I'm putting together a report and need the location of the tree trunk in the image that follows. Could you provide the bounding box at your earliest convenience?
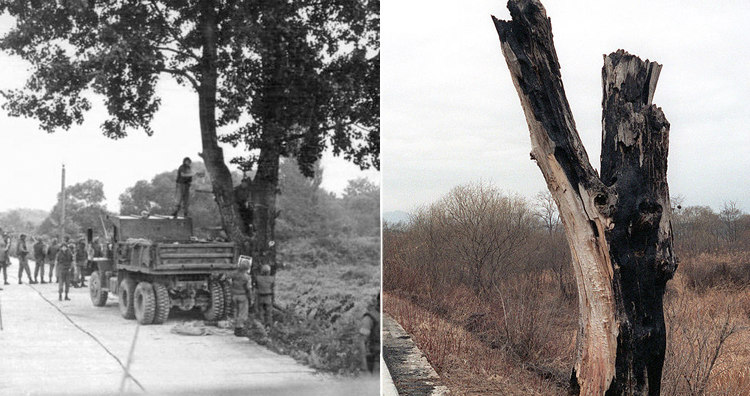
[197,0,252,255]
[492,1,677,394]
[250,142,280,274]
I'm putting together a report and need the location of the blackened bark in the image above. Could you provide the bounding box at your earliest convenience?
[601,50,677,396]
[197,0,252,254]
[492,1,676,395]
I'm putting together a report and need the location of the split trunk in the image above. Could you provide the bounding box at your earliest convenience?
[492,0,677,394]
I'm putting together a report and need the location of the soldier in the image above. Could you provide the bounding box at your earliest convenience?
[32,237,47,284]
[16,234,34,284]
[358,293,380,374]
[56,243,74,301]
[0,232,10,286]
[73,238,88,288]
[92,237,104,258]
[229,259,253,337]
[255,264,275,327]
[172,157,200,218]
[46,238,60,283]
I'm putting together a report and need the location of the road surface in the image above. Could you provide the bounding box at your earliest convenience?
[0,258,376,395]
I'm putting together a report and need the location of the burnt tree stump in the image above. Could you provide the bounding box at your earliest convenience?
[491,1,677,395]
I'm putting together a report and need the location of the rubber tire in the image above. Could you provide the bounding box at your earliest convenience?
[134,282,156,325]
[152,283,170,325]
[118,278,137,320]
[89,271,108,307]
[221,280,233,320]
[202,281,224,321]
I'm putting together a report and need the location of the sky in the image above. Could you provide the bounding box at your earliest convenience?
[0,16,379,214]
[382,0,750,214]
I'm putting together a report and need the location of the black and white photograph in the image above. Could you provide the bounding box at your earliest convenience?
[0,1,380,395]
[382,0,750,395]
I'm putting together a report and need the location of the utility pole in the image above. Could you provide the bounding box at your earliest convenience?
[60,164,66,242]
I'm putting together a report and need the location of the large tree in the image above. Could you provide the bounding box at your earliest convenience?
[493,0,677,394]
[0,0,379,266]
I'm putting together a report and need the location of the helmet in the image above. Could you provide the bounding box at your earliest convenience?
[261,264,271,274]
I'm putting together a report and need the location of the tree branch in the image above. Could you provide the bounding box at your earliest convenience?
[160,67,199,91]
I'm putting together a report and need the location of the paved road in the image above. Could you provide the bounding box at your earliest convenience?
[0,258,377,395]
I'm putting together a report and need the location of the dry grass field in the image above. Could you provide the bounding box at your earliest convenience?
[384,252,750,395]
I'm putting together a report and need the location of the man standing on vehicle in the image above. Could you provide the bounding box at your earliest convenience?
[32,236,46,284]
[172,157,203,218]
[16,234,34,284]
[230,259,253,337]
[56,243,74,301]
[255,264,275,328]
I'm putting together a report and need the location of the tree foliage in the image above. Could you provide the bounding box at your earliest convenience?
[275,158,379,240]
[0,0,379,172]
[0,0,379,257]
[0,208,48,235]
[37,179,109,237]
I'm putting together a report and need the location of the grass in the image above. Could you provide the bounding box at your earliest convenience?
[256,252,380,376]
[384,253,750,395]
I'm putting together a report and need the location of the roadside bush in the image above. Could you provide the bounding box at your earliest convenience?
[265,297,367,375]
[681,253,750,292]
[279,236,379,268]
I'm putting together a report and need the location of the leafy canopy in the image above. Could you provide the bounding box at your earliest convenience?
[0,0,379,176]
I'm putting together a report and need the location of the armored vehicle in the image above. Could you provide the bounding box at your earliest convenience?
[88,215,237,325]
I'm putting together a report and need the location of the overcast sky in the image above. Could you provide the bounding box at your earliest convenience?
[382,0,750,214]
[0,16,379,214]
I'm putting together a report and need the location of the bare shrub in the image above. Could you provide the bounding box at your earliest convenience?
[429,182,537,296]
[384,293,566,395]
[681,253,750,292]
[662,290,746,395]
[494,274,571,368]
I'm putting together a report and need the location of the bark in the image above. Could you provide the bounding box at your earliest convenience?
[250,141,280,275]
[492,1,676,395]
[197,0,252,255]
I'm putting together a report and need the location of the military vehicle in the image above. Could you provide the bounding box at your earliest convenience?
[88,215,237,325]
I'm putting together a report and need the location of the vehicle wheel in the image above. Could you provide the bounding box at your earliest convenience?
[202,281,224,321]
[134,282,156,325]
[152,283,170,325]
[118,278,137,320]
[221,280,233,320]
[89,271,108,307]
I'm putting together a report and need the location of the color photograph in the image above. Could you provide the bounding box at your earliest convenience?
[382,0,750,395]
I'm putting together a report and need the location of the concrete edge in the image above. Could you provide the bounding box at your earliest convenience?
[382,313,450,395]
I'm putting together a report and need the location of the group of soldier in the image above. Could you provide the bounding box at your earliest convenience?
[229,258,276,337]
[0,230,105,301]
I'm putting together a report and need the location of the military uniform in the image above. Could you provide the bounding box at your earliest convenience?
[173,162,194,217]
[56,248,74,300]
[16,237,33,284]
[73,240,88,287]
[33,240,46,283]
[46,241,60,283]
[0,236,10,285]
[359,300,380,373]
[229,270,252,335]
[255,274,275,326]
